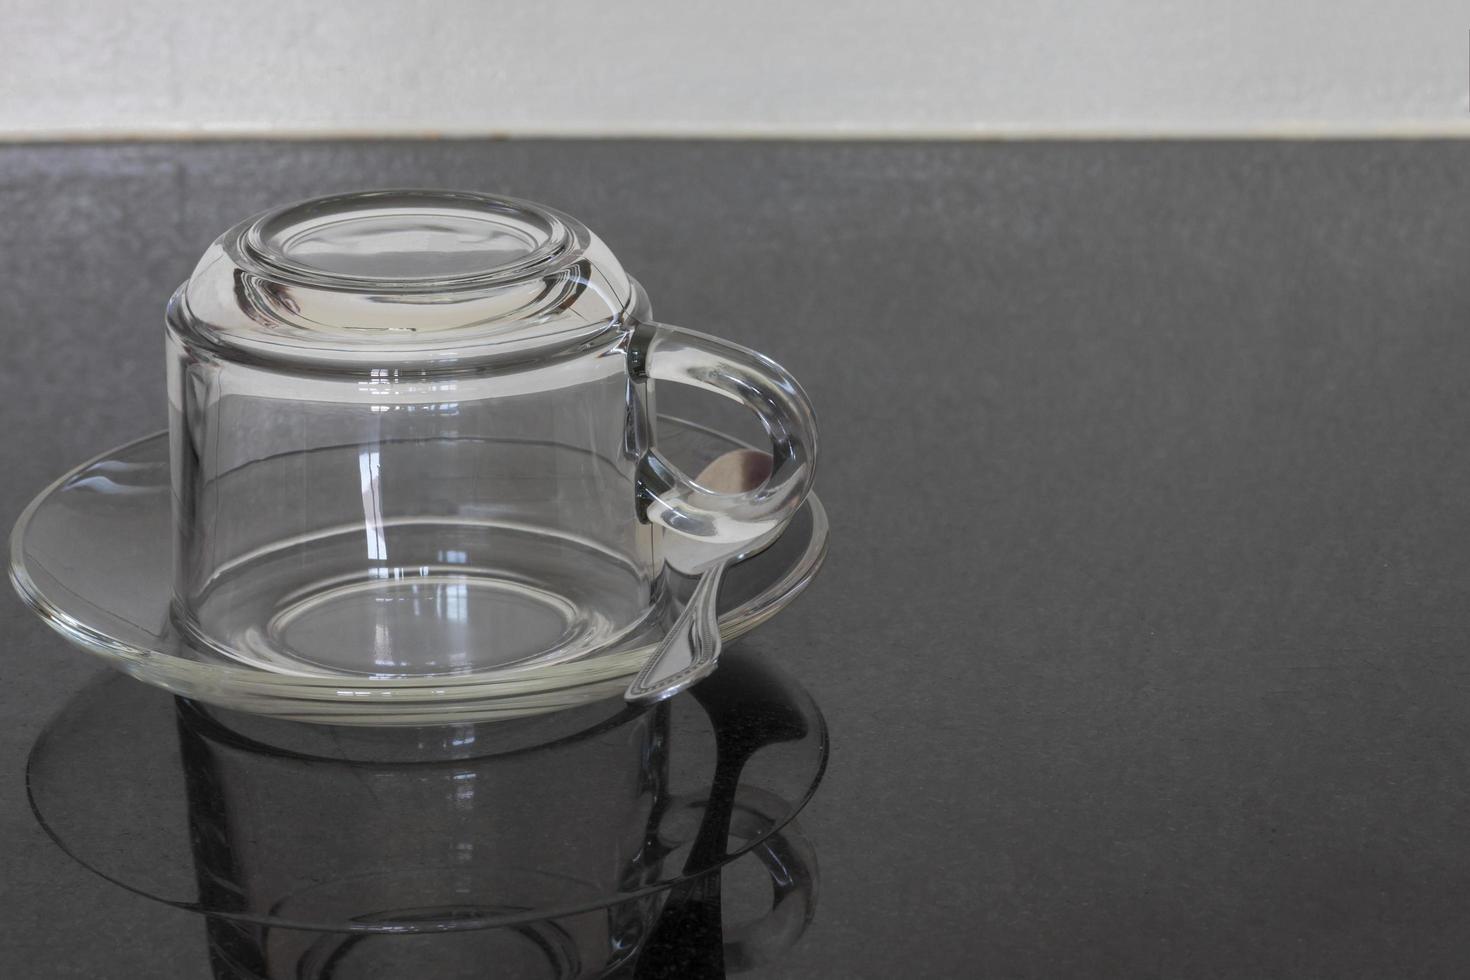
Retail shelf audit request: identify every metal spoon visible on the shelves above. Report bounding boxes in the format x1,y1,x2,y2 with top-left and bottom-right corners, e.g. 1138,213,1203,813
625,449,776,705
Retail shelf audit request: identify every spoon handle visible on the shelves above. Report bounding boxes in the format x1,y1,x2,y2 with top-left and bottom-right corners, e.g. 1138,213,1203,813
625,561,726,705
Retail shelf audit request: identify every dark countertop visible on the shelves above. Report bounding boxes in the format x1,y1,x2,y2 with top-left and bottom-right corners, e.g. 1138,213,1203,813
5,139,1470,978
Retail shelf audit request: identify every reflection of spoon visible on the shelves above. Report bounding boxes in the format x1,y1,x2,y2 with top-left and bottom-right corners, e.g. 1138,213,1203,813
626,450,776,705
635,653,813,978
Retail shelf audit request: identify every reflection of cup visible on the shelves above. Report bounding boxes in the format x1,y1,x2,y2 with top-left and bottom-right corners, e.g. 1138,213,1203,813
185,699,661,979
177,654,821,978
203,821,817,980
167,190,818,676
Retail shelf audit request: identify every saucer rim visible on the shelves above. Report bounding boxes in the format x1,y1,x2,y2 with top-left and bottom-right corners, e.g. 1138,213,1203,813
9,420,828,719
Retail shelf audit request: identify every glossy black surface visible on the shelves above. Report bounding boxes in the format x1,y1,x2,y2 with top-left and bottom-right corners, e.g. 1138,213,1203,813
28,654,825,931
5,140,1470,977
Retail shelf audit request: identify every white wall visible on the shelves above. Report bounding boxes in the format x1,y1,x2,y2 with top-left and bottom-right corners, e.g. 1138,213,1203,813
3,0,1467,139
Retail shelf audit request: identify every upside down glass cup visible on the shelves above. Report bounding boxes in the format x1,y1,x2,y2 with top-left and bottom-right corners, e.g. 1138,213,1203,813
166,190,817,679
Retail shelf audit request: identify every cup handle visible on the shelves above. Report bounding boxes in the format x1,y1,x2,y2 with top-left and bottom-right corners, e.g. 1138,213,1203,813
631,321,818,545
722,819,820,972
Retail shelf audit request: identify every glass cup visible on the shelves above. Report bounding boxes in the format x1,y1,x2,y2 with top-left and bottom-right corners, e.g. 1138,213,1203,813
166,190,817,678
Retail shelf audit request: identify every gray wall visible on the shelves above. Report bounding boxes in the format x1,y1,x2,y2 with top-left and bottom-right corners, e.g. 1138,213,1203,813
3,1,1467,138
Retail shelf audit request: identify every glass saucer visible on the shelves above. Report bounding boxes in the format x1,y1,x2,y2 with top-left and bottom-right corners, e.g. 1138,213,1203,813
27,650,826,934
9,416,828,724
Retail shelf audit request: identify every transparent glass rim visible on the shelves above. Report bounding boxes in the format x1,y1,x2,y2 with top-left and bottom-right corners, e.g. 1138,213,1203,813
9,418,828,717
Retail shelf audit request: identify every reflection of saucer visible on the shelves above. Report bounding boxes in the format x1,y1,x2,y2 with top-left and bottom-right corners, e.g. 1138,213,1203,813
9,415,827,723
27,651,826,933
